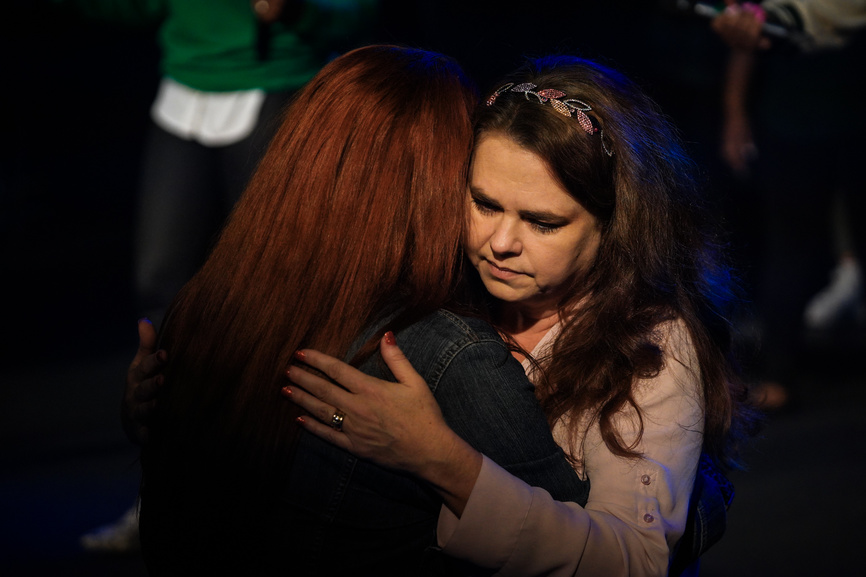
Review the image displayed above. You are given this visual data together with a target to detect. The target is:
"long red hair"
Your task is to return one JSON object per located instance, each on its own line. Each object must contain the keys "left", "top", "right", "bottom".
{"left": 146, "top": 45, "right": 477, "bottom": 481}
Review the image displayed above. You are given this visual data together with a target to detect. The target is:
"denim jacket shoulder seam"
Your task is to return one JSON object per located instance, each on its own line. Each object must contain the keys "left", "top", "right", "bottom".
{"left": 427, "top": 311, "right": 508, "bottom": 393}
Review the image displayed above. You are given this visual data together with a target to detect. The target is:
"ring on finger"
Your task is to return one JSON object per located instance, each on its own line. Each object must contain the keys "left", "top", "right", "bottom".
{"left": 330, "top": 409, "right": 346, "bottom": 432}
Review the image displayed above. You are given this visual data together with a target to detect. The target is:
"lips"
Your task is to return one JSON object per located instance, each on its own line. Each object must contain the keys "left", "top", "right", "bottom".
{"left": 484, "top": 259, "right": 523, "bottom": 280}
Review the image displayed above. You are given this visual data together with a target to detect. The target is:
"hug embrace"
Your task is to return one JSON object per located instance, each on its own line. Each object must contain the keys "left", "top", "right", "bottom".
{"left": 124, "top": 44, "right": 759, "bottom": 576}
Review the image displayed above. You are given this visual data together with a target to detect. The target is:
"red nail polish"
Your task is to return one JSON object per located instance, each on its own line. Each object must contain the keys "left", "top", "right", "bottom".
{"left": 294, "top": 350, "right": 306, "bottom": 362}
{"left": 296, "top": 416, "right": 306, "bottom": 425}
{"left": 384, "top": 331, "right": 396, "bottom": 346}
{"left": 281, "top": 386, "right": 292, "bottom": 397}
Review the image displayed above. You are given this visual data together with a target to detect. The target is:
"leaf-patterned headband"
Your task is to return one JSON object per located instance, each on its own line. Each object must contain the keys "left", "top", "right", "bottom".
{"left": 486, "top": 82, "right": 614, "bottom": 157}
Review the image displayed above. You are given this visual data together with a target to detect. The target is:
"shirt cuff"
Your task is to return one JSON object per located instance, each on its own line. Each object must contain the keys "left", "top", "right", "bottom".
{"left": 436, "top": 455, "right": 535, "bottom": 568}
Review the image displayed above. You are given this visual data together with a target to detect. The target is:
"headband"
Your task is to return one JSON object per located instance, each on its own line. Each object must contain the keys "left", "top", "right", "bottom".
{"left": 486, "top": 82, "right": 614, "bottom": 157}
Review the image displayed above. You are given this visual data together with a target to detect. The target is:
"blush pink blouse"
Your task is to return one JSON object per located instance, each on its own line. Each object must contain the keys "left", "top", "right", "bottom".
{"left": 437, "top": 320, "right": 704, "bottom": 576}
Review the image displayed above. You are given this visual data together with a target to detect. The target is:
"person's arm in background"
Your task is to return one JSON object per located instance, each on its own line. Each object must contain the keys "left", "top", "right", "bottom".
{"left": 720, "top": 46, "right": 759, "bottom": 176}
{"left": 711, "top": 2, "right": 765, "bottom": 177}
{"left": 710, "top": 0, "right": 866, "bottom": 177}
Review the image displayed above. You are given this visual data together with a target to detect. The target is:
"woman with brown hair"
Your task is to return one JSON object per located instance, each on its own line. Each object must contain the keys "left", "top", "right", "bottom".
{"left": 285, "top": 55, "right": 759, "bottom": 576}
{"left": 137, "top": 45, "right": 588, "bottom": 575}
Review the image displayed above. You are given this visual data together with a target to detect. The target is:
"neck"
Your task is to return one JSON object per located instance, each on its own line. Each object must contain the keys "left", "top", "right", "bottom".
{"left": 498, "top": 303, "right": 560, "bottom": 359}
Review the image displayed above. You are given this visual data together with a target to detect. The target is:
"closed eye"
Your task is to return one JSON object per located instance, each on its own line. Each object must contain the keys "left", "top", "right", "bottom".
{"left": 528, "top": 219, "right": 563, "bottom": 234}
{"left": 470, "top": 186, "right": 571, "bottom": 234}
{"left": 471, "top": 196, "right": 500, "bottom": 216}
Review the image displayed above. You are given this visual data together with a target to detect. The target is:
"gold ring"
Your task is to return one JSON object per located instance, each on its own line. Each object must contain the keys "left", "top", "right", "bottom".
{"left": 330, "top": 410, "right": 345, "bottom": 432}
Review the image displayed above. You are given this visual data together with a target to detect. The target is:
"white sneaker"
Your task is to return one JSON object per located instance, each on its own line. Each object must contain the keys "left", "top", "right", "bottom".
{"left": 803, "top": 258, "right": 864, "bottom": 330}
{"left": 80, "top": 505, "right": 140, "bottom": 553}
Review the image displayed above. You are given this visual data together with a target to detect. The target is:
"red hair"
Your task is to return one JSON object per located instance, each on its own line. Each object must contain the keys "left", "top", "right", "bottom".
{"left": 147, "top": 45, "right": 477, "bottom": 481}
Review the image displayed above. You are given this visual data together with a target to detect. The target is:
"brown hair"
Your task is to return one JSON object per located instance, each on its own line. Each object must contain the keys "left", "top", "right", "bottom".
{"left": 476, "top": 56, "right": 758, "bottom": 469}
{"left": 147, "top": 45, "right": 477, "bottom": 482}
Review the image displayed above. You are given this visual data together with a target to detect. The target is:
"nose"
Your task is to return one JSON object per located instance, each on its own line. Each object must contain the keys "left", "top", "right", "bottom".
{"left": 488, "top": 217, "right": 522, "bottom": 257}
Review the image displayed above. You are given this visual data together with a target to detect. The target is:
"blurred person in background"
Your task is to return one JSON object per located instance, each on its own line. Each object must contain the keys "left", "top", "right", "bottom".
{"left": 712, "top": 0, "right": 866, "bottom": 410}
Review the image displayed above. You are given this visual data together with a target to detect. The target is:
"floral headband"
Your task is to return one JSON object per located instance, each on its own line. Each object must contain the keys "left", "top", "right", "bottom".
{"left": 486, "top": 82, "right": 614, "bottom": 157}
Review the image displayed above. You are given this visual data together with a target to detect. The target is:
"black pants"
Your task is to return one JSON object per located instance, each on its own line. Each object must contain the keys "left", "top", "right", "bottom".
{"left": 133, "top": 90, "right": 291, "bottom": 325}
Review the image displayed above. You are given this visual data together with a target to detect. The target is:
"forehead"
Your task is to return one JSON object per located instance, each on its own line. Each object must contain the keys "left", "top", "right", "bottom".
{"left": 470, "top": 133, "right": 580, "bottom": 214}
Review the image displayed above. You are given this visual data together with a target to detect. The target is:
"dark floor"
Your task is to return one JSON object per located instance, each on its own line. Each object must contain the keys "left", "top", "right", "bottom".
{"left": 1, "top": 352, "right": 147, "bottom": 576}
{"left": 700, "top": 341, "right": 866, "bottom": 577}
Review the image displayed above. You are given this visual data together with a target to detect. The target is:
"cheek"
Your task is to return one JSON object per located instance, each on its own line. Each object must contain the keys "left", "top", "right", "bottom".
{"left": 580, "top": 231, "right": 602, "bottom": 269}
{"left": 537, "top": 256, "right": 577, "bottom": 285}
{"left": 536, "top": 236, "right": 594, "bottom": 283}
{"left": 465, "top": 214, "right": 485, "bottom": 253}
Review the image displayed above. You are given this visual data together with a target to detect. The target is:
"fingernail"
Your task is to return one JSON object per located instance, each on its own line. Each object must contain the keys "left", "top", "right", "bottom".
{"left": 384, "top": 331, "right": 396, "bottom": 346}
{"left": 296, "top": 416, "right": 306, "bottom": 425}
{"left": 138, "top": 317, "right": 152, "bottom": 325}
{"left": 281, "top": 386, "right": 292, "bottom": 398}
{"left": 294, "top": 350, "right": 306, "bottom": 362}
{"left": 285, "top": 366, "right": 292, "bottom": 378}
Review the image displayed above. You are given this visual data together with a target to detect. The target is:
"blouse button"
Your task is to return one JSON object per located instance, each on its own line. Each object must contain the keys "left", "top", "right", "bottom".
{"left": 644, "top": 513, "right": 655, "bottom": 523}
{"left": 640, "top": 474, "right": 651, "bottom": 485}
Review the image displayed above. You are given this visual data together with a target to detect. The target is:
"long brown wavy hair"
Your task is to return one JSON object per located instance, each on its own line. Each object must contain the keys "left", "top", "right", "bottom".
{"left": 476, "top": 56, "right": 758, "bottom": 470}
{"left": 144, "top": 45, "right": 477, "bottom": 484}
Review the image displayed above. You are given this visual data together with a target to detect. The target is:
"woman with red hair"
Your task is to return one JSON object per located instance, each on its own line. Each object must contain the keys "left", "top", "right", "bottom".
{"left": 128, "top": 47, "right": 756, "bottom": 576}
{"left": 136, "top": 45, "right": 587, "bottom": 575}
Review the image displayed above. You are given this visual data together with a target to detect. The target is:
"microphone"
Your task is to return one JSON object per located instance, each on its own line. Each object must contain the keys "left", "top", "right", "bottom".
{"left": 669, "top": 0, "right": 812, "bottom": 48}
{"left": 688, "top": 1, "right": 791, "bottom": 38}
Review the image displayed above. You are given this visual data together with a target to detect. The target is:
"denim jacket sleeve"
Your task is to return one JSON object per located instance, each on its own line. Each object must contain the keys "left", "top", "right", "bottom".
{"left": 396, "top": 311, "right": 590, "bottom": 506}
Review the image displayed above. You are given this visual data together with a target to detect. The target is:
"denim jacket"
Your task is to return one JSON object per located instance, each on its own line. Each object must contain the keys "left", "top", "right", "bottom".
{"left": 279, "top": 310, "right": 591, "bottom": 575}
{"left": 141, "top": 308, "right": 727, "bottom": 575}
{"left": 284, "top": 310, "right": 734, "bottom": 576}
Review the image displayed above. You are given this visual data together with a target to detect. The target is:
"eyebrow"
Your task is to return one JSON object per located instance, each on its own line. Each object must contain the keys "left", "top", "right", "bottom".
{"left": 469, "top": 186, "right": 570, "bottom": 224}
